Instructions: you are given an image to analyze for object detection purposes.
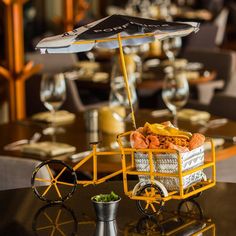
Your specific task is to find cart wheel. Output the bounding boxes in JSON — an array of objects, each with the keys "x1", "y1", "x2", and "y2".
[
  {"x1": 32, "y1": 203, "x2": 78, "y2": 236},
  {"x1": 136, "y1": 184, "x2": 165, "y2": 216},
  {"x1": 177, "y1": 199, "x2": 203, "y2": 220},
  {"x1": 136, "y1": 216, "x2": 163, "y2": 235},
  {"x1": 31, "y1": 160, "x2": 77, "y2": 203}
]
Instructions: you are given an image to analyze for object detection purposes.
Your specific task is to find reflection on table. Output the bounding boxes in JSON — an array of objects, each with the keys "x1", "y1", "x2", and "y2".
[
  {"x1": 2, "y1": 181, "x2": 236, "y2": 235},
  {"x1": 32, "y1": 199, "x2": 215, "y2": 236},
  {"x1": 125, "y1": 199, "x2": 215, "y2": 236}
]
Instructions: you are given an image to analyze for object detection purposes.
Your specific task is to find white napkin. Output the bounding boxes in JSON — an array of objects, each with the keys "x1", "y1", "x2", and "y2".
[
  {"x1": 177, "y1": 109, "x2": 210, "y2": 122},
  {"x1": 21, "y1": 142, "x2": 76, "y2": 157},
  {"x1": 77, "y1": 61, "x2": 100, "y2": 71},
  {"x1": 162, "y1": 58, "x2": 188, "y2": 68},
  {"x1": 32, "y1": 110, "x2": 75, "y2": 124},
  {"x1": 151, "y1": 109, "x2": 170, "y2": 118},
  {"x1": 92, "y1": 72, "x2": 109, "y2": 82}
]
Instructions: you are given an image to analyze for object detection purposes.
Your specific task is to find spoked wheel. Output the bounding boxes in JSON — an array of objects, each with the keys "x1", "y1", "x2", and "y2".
[
  {"x1": 31, "y1": 160, "x2": 77, "y2": 203},
  {"x1": 177, "y1": 199, "x2": 203, "y2": 220},
  {"x1": 136, "y1": 216, "x2": 163, "y2": 235},
  {"x1": 32, "y1": 203, "x2": 78, "y2": 236},
  {"x1": 136, "y1": 184, "x2": 165, "y2": 216}
]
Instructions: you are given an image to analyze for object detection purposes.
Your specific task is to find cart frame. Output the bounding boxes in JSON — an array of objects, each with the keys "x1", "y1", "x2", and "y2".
[{"x1": 32, "y1": 131, "x2": 216, "y2": 215}]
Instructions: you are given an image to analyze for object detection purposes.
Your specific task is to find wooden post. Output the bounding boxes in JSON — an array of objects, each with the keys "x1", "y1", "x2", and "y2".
[
  {"x1": 4, "y1": 0, "x2": 25, "y2": 120},
  {"x1": 64, "y1": 0, "x2": 74, "y2": 31},
  {"x1": 0, "y1": 0, "x2": 42, "y2": 121},
  {"x1": 64, "y1": 0, "x2": 90, "y2": 31}
]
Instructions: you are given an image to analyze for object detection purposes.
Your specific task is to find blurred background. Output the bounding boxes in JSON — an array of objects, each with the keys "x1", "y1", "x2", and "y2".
[{"x1": 0, "y1": 0, "x2": 236, "y2": 124}]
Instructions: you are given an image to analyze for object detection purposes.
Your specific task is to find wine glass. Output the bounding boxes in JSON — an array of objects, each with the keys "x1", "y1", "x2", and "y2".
[
  {"x1": 162, "y1": 67, "x2": 189, "y2": 126},
  {"x1": 163, "y1": 37, "x2": 182, "y2": 61},
  {"x1": 40, "y1": 73, "x2": 66, "y2": 136}
]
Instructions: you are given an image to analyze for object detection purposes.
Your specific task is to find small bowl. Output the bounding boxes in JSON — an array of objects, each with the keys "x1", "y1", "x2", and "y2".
[{"x1": 91, "y1": 196, "x2": 121, "y2": 221}]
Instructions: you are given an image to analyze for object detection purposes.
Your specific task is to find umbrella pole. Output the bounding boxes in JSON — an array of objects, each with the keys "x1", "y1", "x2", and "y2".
[{"x1": 117, "y1": 33, "x2": 137, "y2": 130}]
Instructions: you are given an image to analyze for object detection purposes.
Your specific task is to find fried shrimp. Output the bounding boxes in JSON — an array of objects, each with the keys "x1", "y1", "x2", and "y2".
[
  {"x1": 189, "y1": 133, "x2": 205, "y2": 150},
  {"x1": 130, "y1": 122, "x2": 205, "y2": 152},
  {"x1": 130, "y1": 131, "x2": 149, "y2": 149},
  {"x1": 146, "y1": 135, "x2": 160, "y2": 149},
  {"x1": 168, "y1": 142, "x2": 189, "y2": 152}
]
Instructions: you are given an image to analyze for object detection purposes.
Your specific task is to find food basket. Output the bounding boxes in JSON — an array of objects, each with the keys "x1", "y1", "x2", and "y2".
[{"x1": 134, "y1": 145, "x2": 206, "y2": 191}]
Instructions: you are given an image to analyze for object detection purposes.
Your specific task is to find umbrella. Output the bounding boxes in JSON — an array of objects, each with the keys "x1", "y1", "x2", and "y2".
[{"x1": 36, "y1": 14, "x2": 199, "y2": 129}]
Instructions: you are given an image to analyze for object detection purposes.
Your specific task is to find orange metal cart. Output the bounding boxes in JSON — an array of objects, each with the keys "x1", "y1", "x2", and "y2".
[{"x1": 31, "y1": 131, "x2": 216, "y2": 216}]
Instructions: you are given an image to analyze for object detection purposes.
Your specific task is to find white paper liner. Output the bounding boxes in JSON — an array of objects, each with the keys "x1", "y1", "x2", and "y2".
[{"x1": 134, "y1": 145, "x2": 206, "y2": 191}]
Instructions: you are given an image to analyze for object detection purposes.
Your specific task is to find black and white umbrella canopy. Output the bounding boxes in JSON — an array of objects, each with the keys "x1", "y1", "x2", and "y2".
[
  {"x1": 36, "y1": 14, "x2": 199, "y2": 54},
  {"x1": 36, "y1": 15, "x2": 200, "y2": 129}
]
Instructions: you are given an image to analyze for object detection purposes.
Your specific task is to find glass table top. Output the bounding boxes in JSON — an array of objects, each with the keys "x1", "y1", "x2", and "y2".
[{"x1": 0, "y1": 180, "x2": 235, "y2": 235}]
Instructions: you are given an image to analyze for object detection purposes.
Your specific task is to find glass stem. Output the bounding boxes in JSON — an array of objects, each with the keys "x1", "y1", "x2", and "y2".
[
  {"x1": 169, "y1": 54, "x2": 175, "y2": 62},
  {"x1": 173, "y1": 109, "x2": 178, "y2": 127},
  {"x1": 52, "y1": 109, "x2": 56, "y2": 143}
]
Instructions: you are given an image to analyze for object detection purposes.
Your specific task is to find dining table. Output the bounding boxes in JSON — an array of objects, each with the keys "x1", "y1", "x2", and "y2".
[
  {"x1": 0, "y1": 179, "x2": 235, "y2": 235},
  {"x1": 0, "y1": 109, "x2": 236, "y2": 175},
  {"x1": 73, "y1": 61, "x2": 216, "y2": 96},
  {"x1": 72, "y1": 64, "x2": 216, "y2": 111}
]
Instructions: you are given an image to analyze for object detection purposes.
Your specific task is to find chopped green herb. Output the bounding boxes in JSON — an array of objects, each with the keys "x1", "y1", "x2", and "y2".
[{"x1": 92, "y1": 191, "x2": 119, "y2": 202}]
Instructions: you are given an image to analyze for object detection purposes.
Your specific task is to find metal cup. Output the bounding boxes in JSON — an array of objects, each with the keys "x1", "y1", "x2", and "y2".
[
  {"x1": 94, "y1": 220, "x2": 117, "y2": 236},
  {"x1": 84, "y1": 109, "x2": 99, "y2": 132},
  {"x1": 92, "y1": 197, "x2": 121, "y2": 221}
]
